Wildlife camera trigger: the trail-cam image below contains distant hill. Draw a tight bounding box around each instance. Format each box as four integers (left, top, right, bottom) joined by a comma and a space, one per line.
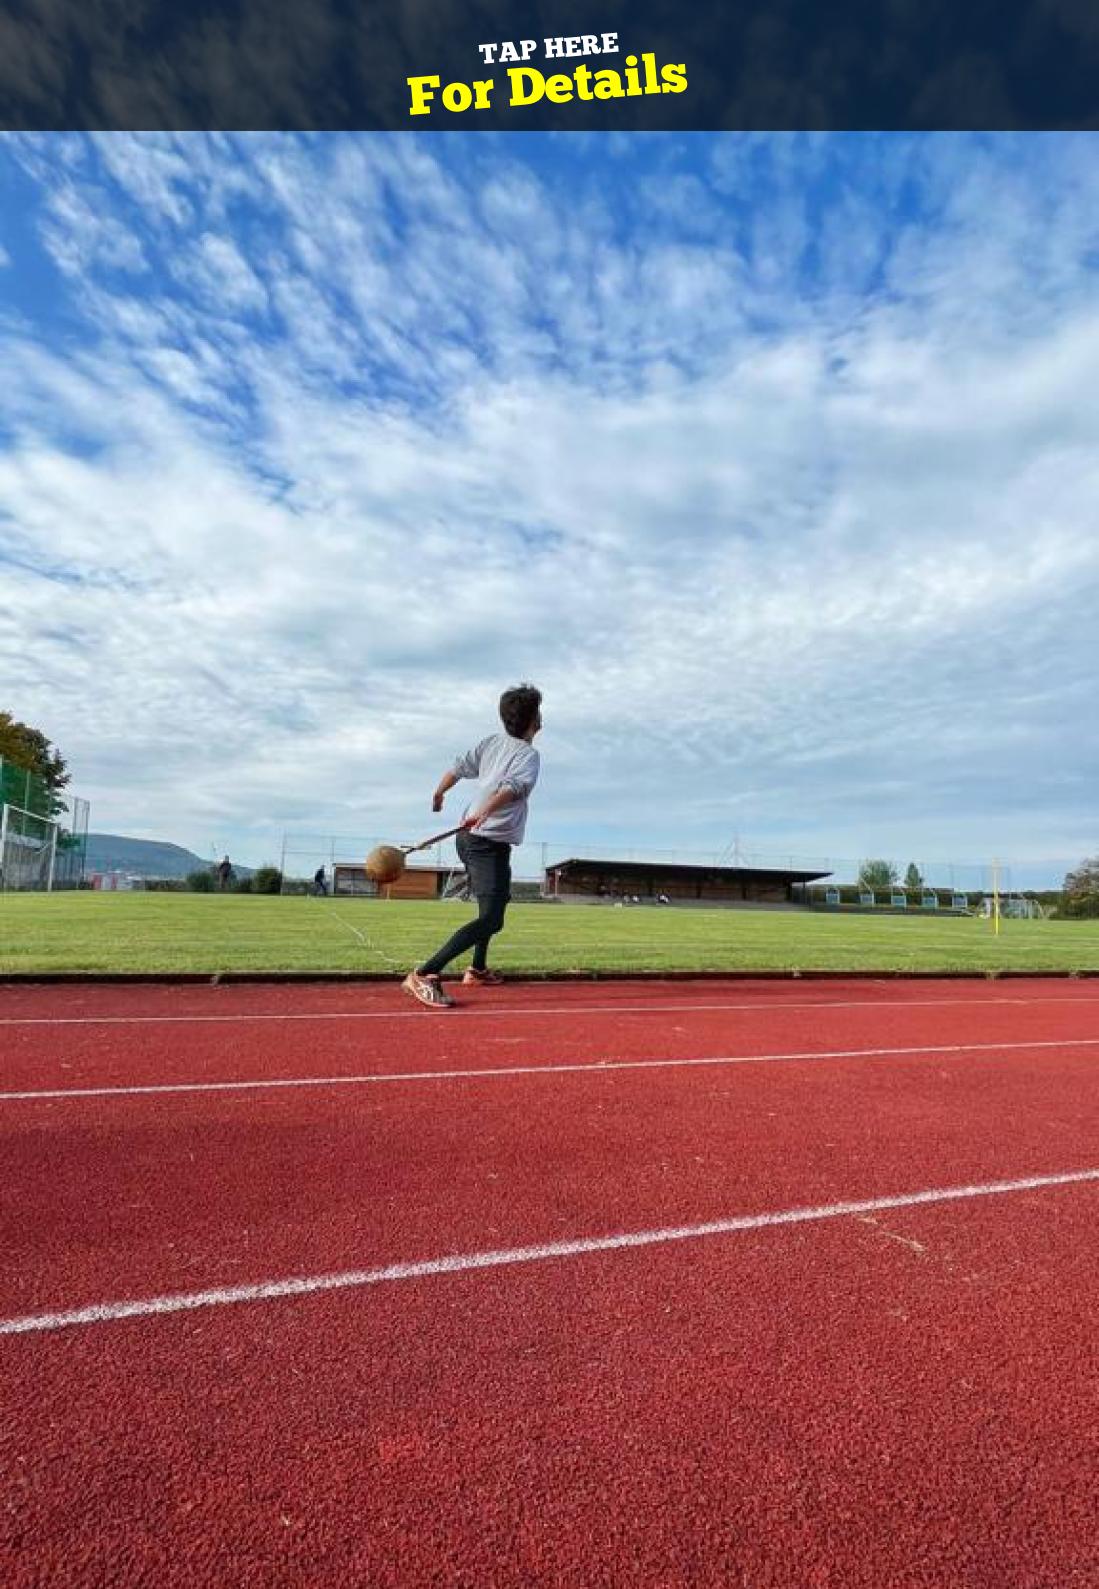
85, 834, 253, 880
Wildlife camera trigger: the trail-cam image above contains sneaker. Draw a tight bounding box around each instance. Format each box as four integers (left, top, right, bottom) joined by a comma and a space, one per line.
462, 967, 504, 986
401, 971, 455, 1009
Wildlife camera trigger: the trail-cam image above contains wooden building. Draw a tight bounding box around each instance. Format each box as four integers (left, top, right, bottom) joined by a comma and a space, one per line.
331, 863, 452, 901
544, 857, 832, 905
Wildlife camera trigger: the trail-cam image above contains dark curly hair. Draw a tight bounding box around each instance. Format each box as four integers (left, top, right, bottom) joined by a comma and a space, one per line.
499, 683, 542, 739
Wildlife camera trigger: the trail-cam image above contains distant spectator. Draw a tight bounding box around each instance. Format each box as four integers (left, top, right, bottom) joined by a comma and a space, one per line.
312, 865, 328, 897
658, 892, 671, 905
217, 854, 233, 891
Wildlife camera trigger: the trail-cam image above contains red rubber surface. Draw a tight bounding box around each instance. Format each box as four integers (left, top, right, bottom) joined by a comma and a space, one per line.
3, 978, 1098, 1586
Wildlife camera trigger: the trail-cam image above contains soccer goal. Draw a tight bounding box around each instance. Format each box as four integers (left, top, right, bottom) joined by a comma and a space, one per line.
0, 803, 60, 891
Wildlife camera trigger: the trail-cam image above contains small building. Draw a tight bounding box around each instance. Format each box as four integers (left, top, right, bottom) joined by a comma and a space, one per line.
90, 873, 146, 891
331, 863, 453, 901
543, 857, 832, 906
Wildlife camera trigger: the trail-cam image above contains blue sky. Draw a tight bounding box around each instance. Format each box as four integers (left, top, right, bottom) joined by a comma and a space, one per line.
1, 132, 1097, 887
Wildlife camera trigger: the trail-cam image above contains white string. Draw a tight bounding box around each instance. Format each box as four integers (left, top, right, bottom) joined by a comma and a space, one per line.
314, 841, 468, 972
314, 898, 408, 971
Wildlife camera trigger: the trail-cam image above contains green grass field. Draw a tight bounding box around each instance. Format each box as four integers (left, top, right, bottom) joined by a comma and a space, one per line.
2, 892, 1098, 976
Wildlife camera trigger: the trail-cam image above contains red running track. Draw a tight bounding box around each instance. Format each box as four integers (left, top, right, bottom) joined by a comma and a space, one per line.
2, 977, 1098, 1587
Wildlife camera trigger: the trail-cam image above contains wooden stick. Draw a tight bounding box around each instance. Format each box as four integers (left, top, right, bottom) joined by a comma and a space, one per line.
402, 823, 468, 855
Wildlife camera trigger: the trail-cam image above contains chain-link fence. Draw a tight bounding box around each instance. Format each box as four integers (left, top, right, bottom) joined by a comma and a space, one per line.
277, 831, 1071, 903
1, 758, 47, 815
55, 794, 90, 889
278, 834, 468, 896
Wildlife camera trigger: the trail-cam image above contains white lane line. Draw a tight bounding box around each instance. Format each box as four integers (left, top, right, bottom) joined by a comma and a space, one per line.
4, 1034, 1099, 1102
2, 992, 1099, 1029
3, 1167, 1097, 1338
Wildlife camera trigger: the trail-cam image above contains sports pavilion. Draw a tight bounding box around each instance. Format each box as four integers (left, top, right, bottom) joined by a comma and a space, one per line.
543, 857, 832, 905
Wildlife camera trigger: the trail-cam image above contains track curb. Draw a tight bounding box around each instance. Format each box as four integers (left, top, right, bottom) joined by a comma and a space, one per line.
1, 969, 1095, 986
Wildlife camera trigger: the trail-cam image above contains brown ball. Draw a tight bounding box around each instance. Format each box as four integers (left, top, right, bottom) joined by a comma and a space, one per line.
365, 845, 405, 886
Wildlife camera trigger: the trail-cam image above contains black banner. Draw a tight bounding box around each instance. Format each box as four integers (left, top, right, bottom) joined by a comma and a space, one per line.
1, 0, 1097, 131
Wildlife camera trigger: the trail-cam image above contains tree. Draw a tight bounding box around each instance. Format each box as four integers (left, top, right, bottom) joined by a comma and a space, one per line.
0, 712, 71, 818
858, 859, 898, 889
1061, 856, 1099, 919
904, 863, 924, 892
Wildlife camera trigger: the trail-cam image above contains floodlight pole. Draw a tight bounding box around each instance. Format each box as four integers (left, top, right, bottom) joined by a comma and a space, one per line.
0, 803, 7, 893
47, 823, 58, 892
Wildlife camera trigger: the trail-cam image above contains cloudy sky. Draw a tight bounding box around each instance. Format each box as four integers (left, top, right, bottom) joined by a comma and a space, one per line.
0, 132, 1096, 886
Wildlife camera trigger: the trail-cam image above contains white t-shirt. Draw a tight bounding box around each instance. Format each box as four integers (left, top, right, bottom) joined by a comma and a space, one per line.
453, 733, 540, 845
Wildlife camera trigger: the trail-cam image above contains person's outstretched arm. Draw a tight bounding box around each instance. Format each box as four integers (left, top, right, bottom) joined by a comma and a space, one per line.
433, 773, 516, 826
432, 769, 460, 812
433, 738, 489, 811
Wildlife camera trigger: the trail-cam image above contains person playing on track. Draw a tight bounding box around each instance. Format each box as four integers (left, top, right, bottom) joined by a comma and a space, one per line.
402, 683, 542, 1009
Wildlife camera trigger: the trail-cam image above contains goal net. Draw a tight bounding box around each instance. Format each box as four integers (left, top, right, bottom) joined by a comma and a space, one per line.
0, 797, 88, 892
1, 804, 61, 891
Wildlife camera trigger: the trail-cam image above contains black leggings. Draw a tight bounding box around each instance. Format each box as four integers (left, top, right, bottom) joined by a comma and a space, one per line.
418, 832, 511, 975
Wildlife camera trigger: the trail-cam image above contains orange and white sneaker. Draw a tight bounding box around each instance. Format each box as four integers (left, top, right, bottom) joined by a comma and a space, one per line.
401, 970, 455, 1009
462, 967, 504, 987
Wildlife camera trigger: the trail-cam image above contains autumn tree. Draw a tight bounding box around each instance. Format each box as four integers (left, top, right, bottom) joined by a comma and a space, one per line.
0, 713, 71, 818
1061, 856, 1099, 919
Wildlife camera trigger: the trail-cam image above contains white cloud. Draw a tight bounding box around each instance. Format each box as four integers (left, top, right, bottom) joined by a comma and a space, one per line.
39, 181, 148, 276
1, 133, 1097, 882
